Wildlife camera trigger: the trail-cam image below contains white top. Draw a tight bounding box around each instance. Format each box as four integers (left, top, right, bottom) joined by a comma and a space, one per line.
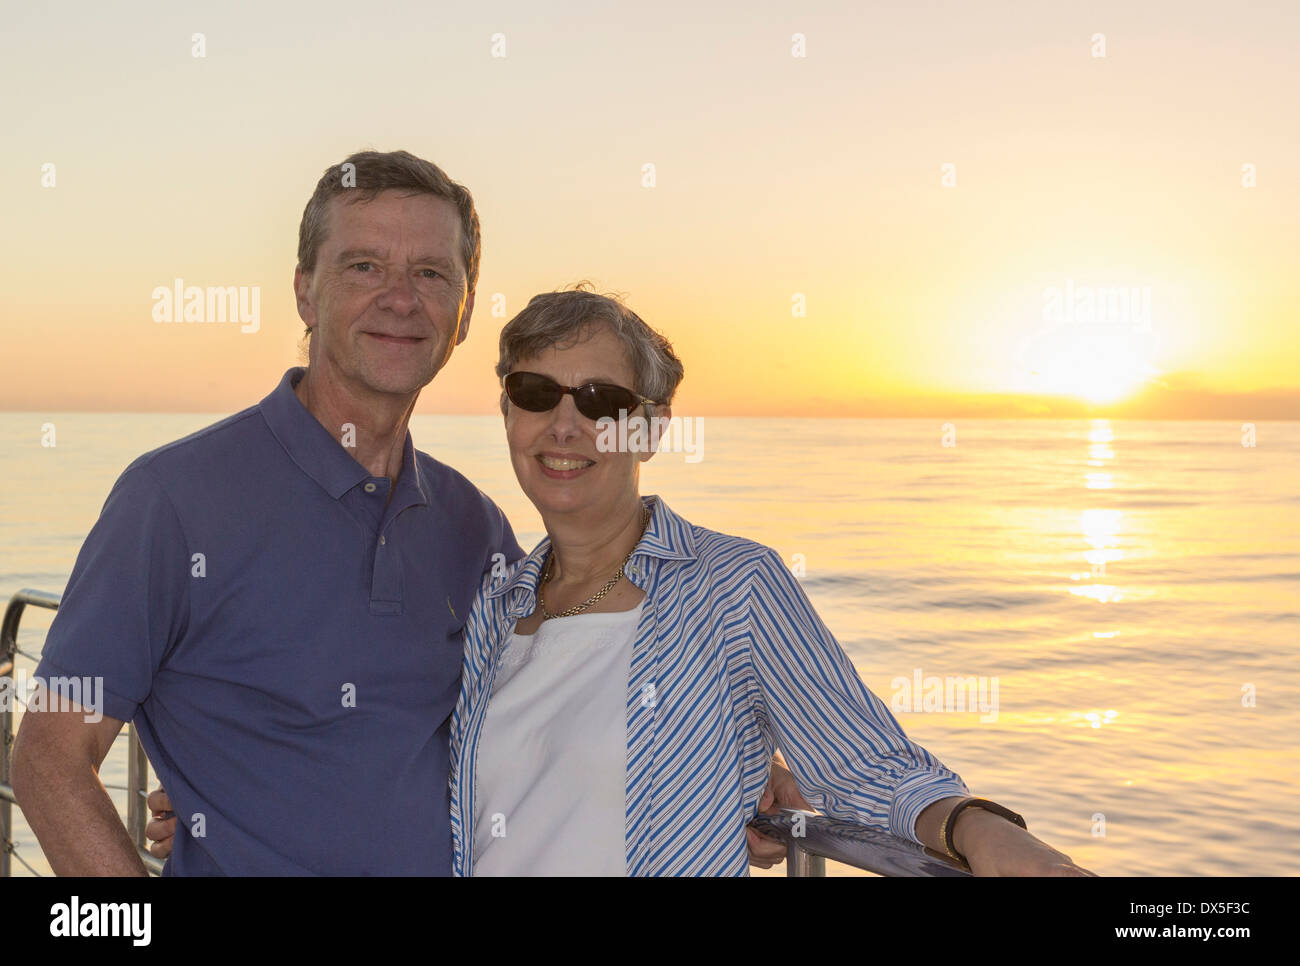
471, 601, 643, 876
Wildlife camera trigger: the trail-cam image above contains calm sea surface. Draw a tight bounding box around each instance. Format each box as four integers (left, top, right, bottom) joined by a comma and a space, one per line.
2, 414, 1296, 876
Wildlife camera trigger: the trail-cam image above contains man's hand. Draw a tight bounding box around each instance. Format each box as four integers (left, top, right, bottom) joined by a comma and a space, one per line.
145, 787, 177, 860
747, 753, 814, 869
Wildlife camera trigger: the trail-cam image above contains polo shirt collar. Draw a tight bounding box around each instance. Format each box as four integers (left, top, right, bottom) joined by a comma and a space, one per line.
486, 493, 697, 607
388, 433, 430, 514
259, 367, 428, 506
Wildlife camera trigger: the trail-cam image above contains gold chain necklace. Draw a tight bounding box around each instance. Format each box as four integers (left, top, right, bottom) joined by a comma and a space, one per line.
539, 504, 651, 620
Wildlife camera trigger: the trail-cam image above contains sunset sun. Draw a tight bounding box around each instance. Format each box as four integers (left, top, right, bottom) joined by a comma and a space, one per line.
1020, 324, 1160, 405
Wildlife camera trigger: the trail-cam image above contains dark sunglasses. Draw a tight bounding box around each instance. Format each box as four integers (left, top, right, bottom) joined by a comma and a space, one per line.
504, 370, 657, 422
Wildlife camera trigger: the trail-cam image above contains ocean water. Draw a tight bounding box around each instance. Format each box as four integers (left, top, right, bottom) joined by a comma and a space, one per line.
1, 413, 1296, 876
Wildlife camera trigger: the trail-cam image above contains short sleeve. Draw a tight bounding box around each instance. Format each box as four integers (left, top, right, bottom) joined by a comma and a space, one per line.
34, 460, 191, 723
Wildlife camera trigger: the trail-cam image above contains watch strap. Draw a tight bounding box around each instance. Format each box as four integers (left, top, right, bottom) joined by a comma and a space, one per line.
941, 797, 1028, 867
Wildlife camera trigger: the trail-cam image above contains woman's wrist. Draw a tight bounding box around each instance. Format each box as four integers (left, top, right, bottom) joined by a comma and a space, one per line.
952, 805, 1022, 858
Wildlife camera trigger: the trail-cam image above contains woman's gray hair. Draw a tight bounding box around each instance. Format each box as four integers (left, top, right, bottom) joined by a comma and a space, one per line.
496, 283, 684, 418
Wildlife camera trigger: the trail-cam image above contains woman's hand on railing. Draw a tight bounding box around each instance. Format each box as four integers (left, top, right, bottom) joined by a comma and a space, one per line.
747, 752, 814, 869
145, 787, 177, 860
957, 808, 1097, 876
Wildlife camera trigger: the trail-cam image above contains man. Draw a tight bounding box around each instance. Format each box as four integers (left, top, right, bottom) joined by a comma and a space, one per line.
13, 150, 800, 875
14, 151, 519, 875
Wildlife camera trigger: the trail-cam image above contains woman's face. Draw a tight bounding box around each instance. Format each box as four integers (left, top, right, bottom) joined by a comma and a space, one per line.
504, 325, 660, 523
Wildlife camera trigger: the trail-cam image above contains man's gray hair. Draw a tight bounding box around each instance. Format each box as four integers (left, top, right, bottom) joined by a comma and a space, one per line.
496, 284, 684, 418
297, 149, 480, 339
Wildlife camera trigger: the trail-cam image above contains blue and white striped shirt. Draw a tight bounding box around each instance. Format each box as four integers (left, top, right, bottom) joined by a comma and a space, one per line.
450, 494, 970, 876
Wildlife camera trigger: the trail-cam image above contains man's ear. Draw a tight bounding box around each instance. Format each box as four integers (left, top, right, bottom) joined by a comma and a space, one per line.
456, 289, 476, 346
293, 266, 316, 329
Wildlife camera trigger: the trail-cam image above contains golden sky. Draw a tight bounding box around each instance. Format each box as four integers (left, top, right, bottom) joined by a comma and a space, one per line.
2, 0, 1296, 417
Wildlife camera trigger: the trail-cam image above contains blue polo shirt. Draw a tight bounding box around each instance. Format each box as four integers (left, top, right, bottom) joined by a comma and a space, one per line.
35, 367, 522, 875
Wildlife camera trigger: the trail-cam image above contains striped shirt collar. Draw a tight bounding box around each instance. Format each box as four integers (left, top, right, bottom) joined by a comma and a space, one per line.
485, 493, 697, 607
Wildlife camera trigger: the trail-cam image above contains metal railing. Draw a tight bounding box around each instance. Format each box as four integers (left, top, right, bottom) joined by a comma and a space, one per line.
1, 588, 163, 876
4, 587, 969, 878
751, 810, 973, 876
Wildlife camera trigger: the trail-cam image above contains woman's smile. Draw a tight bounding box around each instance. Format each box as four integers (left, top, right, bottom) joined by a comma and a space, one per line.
536, 452, 597, 478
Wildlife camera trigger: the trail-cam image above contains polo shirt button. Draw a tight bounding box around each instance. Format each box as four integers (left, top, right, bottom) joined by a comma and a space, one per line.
379, 535, 386, 546
364, 482, 377, 493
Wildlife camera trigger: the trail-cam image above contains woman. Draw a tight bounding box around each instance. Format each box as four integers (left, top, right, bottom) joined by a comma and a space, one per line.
450, 285, 1092, 876
149, 286, 1093, 877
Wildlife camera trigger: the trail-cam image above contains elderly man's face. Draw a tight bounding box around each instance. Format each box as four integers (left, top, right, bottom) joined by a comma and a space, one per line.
294, 190, 474, 397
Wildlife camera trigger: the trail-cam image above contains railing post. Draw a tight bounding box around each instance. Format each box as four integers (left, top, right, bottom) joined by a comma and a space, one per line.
1, 597, 19, 878
785, 841, 826, 877
126, 725, 148, 855
1, 661, 11, 878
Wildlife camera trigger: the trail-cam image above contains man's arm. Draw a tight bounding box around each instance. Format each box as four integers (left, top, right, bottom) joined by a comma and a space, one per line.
12, 686, 148, 876
17, 460, 190, 876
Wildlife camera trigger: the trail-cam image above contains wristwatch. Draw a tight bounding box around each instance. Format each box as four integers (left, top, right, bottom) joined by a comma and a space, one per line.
939, 797, 1028, 868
